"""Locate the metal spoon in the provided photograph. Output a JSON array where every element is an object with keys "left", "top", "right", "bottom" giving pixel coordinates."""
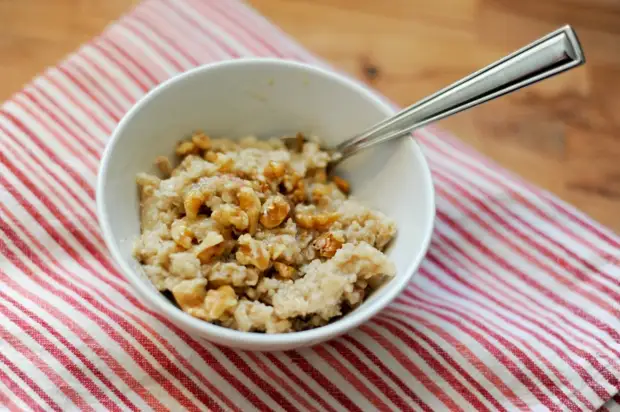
[{"left": 283, "top": 25, "right": 585, "bottom": 170}]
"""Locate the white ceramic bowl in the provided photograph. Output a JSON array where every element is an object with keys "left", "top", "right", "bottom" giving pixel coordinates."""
[{"left": 97, "top": 58, "right": 435, "bottom": 351}]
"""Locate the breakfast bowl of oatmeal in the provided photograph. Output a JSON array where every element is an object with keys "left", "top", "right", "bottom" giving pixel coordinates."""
[{"left": 97, "top": 59, "right": 435, "bottom": 351}]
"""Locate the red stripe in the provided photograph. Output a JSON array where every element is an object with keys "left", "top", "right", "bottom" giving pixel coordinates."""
[
  {"left": 0, "top": 117, "right": 95, "bottom": 198},
  {"left": 425, "top": 129, "right": 620, "bottom": 250},
  {"left": 0, "top": 291, "right": 144, "bottom": 411},
  {"left": 433, "top": 185, "right": 620, "bottom": 340},
  {"left": 2, "top": 134, "right": 99, "bottom": 228},
  {"left": 0, "top": 327, "right": 95, "bottom": 411},
  {"left": 91, "top": 40, "right": 154, "bottom": 90},
  {"left": 425, "top": 137, "right": 619, "bottom": 273},
  {"left": 314, "top": 345, "right": 392, "bottom": 410},
  {"left": 372, "top": 308, "right": 528, "bottom": 409},
  {"left": 342, "top": 334, "right": 434, "bottom": 411},
  {"left": 0, "top": 299, "right": 120, "bottom": 410},
  {"left": 131, "top": 13, "right": 201, "bottom": 66},
  {"left": 120, "top": 19, "right": 187, "bottom": 72},
  {"left": 56, "top": 66, "right": 122, "bottom": 121},
  {"left": 364, "top": 317, "right": 527, "bottom": 410},
  {"left": 358, "top": 325, "right": 467, "bottom": 411},
  {"left": 0, "top": 202, "right": 254, "bottom": 411},
  {"left": 39, "top": 72, "right": 112, "bottom": 134},
  {"left": 139, "top": 3, "right": 221, "bottom": 63},
  {"left": 264, "top": 353, "right": 338, "bottom": 412},
  {"left": 285, "top": 352, "right": 362, "bottom": 412},
  {"left": 0, "top": 130, "right": 272, "bottom": 410},
  {"left": 433, "top": 169, "right": 620, "bottom": 309},
  {"left": 0, "top": 351, "right": 59, "bottom": 412},
  {"left": 205, "top": 0, "right": 285, "bottom": 57},
  {"left": 16, "top": 90, "right": 103, "bottom": 157},
  {"left": 61, "top": 62, "right": 126, "bottom": 116},
  {"left": 0, "top": 205, "right": 242, "bottom": 412},
  {"left": 21, "top": 86, "right": 105, "bottom": 151},
  {"left": 245, "top": 352, "right": 316, "bottom": 412},
  {"left": 0, "top": 383, "right": 26, "bottom": 412},
  {"left": 164, "top": 0, "right": 241, "bottom": 58},
  {"left": 3, "top": 104, "right": 98, "bottom": 173},
  {"left": 211, "top": 347, "right": 300, "bottom": 411},
  {"left": 432, "top": 214, "right": 620, "bottom": 362},
  {"left": 0, "top": 351, "right": 62, "bottom": 412},
  {"left": 70, "top": 53, "right": 137, "bottom": 106},
  {"left": 427, "top": 243, "right": 613, "bottom": 398},
  {"left": 0, "top": 231, "right": 216, "bottom": 412},
  {"left": 214, "top": 0, "right": 312, "bottom": 61},
  {"left": 418, "top": 262, "right": 603, "bottom": 407},
  {"left": 396, "top": 293, "right": 574, "bottom": 411},
  {"left": 434, "top": 206, "right": 620, "bottom": 344},
  {"left": 102, "top": 36, "right": 167, "bottom": 85},
  {"left": 0, "top": 268, "right": 165, "bottom": 410},
  {"left": 189, "top": 0, "right": 270, "bottom": 56},
  {"left": 372, "top": 317, "right": 495, "bottom": 412},
  {"left": 327, "top": 340, "right": 414, "bottom": 411}
]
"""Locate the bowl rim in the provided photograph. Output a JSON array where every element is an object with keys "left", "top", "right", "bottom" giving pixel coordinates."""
[{"left": 97, "top": 57, "right": 436, "bottom": 347}]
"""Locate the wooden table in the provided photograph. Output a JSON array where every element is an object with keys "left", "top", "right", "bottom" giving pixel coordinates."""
[{"left": 2, "top": 0, "right": 619, "bottom": 232}]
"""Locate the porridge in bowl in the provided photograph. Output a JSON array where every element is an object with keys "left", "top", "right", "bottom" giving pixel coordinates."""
[{"left": 133, "top": 132, "right": 397, "bottom": 333}]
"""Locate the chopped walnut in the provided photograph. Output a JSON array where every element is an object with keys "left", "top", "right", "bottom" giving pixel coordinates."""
[
  {"left": 236, "top": 234, "right": 270, "bottom": 271},
  {"left": 136, "top": 173, "right": 160, "bottom": 198},
  {"left": 274, "top": 262, "right": 296, "bottom": 279},
  {"left": 331, "top": 176, "right": 350, "bottom": 194},
  {"left": 202, "top": 286, "right": 238, "bottom": 321},
  {"left": 154, "top": 156, "right": 173, "bottom": 177},
  {"left": 194, "top": 231, "right": 224, "bottom": 264},
  {"left": 209, "top": 262, "right": 259, "bottom": 287},
  {"left": 263, "top": 161, "right": 286, "bottom": 180},
  {"left": 172, "top": 278, "right": 207, "bottom": 310},
  {"left": 237, "top": 187, "right": 261, "bottom": 235},
  {"left": 295, "top": 207, "right": 340, "bottom": 231},
  {"left": 171, "top": 219, "right": 193, "bottom": 249},
  {"left": 135, "top": 134, "right": 397, "bottom": 334},
  {"left": 260, "top": 195, "right": 290, "bottom": 229},
  {"left": 212, "top": 204, "right": 249, "bottom": 231},
  {"left": 204, "top": 151, "right": 218, "bottom": 163},
  {"left": 214, "top": 153, "right": 234, "bottom": 172},
  {"left": 191, "top": 131, "right": 211, "bottom": 150},
  {"left": 176, "top": 140, "right": 198, "bottom": 157},
  {"left": 184, "top": 190, "right": 204, "bottom": 219},
  {"left": 313, "top": 232, "right": 344, "bottom": 258}
]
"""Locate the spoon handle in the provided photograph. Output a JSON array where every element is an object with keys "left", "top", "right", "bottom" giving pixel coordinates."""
[{"left": 335, "top": 25, "right": 585, "bottom": 159}]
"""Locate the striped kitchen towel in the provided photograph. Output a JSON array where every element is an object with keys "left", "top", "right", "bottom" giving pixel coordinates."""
[{"left": 1, "top": 0, "right": 620, "bottom": 410}]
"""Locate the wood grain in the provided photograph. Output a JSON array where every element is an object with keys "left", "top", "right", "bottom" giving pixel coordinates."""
[{"left": 1, "top": 0, "right": 619, "bottom": 232}]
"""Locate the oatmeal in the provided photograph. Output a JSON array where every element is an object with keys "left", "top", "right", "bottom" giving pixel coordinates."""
[{"left": 133, "top": 131, "right": 397, "bottom": 333}]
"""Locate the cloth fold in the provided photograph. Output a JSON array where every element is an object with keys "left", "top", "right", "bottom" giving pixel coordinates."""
[{"left": 1, "top": 0, "right": 619, "bottom": 410}]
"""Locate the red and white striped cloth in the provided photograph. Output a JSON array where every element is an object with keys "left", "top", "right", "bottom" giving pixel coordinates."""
[{"left": 1, "top": 0, "right": 620, "bottom": 410}]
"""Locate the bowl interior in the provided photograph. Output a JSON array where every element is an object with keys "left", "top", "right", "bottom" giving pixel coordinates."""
[{"left": 98, "top": 59, "right": 434, "bottom": 349}]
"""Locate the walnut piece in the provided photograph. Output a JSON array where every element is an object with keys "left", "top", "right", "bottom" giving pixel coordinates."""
[
  {"left": 202, "top": 285, "right": 238, "bottom": 321},
  {"left": 331, "top": 176, "right": 350, "bottom": 194},
  {"left": 313, "top": 232, "right": 344, "bottom": 258},
  {"left": 236, "top": 234, "right": 270, "bottom": 271},
  {"left": 171, "top": 219, "right": 193, "bottom": 249},
  {"left": 263, "top": 161, "right": 286, "bottom": 180},
  {"left": 184, "top": 190, "right": 204, "bottom": 219},
  {"left": 274, "top": 262, "right": 296, "bottom": 279},
  {"left": 154, "top": 156, "right": 173, "bottom": 177},
  {"left": 194, "top": 231, "right": 225, "bottom": 264},
  {"left": 176, "top": 140, "right": 198, "bottom": 157},
  {"left": 260, "top": 195, "right": 290, "bottom": 229},
  {"left": 212, "top": 204, "right": 249, "bottom": 231},
  {"left": 237, "top": 187, "right": 261, "bottom": 235},
  {"left": 191, "top": 131, "right": 211, "bottom": 150}
]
